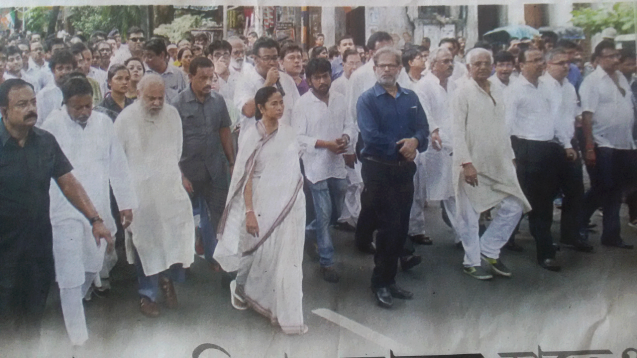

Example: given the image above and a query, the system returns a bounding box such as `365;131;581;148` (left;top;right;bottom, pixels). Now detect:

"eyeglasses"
257;55;279;63
213;52;231;60
129;37;144;43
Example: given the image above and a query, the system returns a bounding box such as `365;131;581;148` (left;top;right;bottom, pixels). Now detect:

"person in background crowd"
402;47;427;84
142;38;187;103
439;38;468;82
356;45;367;64
0;78;111;349
96;41;112;72
292;58;356;283
579;41;637;250
191;44;204;58
41;75;136;346
36;50;77;126
171;57;235;265
617;49;637;228
331;35;356;81
556;39;583;91
30;33;42;44
280;43;309;96
330;48;362;96
114;74;196;318
72;42;107;96
70;44;103;104
452;48;530;280
27;41;53;90
3;46;40;93
125;57;145;100
167;44;178;64
228;36;251;74
110;27;145;67
17;43;30;71
194;33;209;50
456;37;466;62
208;40;240;104
95;65;133;121
178;47;193;79
311;46;328;60
328;46;339;62
489;50;516;93
215;86;308;335
357;47;429;308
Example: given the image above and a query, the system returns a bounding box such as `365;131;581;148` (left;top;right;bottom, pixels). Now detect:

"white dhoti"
423;145;461;242
338;161;363;227
408;153;428;236
455;184;524;267
52;219;108;346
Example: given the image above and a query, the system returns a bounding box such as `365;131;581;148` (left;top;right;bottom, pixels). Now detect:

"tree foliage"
69;6;145;39
153;14;202;43
572;3;636;36
24;7;51;35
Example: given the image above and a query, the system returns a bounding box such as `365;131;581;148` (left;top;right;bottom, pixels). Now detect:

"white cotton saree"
214;120;306;334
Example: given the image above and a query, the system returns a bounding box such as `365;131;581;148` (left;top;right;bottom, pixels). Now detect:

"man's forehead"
470;53;491;63
8;86;35;102
258;47;278;55
144;83;165;94
7;53;21;59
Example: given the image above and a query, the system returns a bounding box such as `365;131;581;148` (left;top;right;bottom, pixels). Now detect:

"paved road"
4;203;637;358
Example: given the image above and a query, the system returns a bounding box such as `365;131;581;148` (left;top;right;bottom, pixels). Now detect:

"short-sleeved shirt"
0;121;73;258
171;86;232;183
147;63;188;103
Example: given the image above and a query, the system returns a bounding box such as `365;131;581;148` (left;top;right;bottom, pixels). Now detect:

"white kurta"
414;72;456;201
42;108;137;288
35;84;63;127
451;79;531;214
114;102;195;276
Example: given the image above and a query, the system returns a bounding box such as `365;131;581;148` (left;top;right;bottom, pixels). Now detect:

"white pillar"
507;3;526;26
223;6;228;39
466;5;479;48
321;7;336;48
549;2;573;27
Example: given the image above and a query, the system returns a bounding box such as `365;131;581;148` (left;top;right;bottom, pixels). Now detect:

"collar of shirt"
183;85;211;104
516;74;541;89
540;73;563;88
372;82;407;98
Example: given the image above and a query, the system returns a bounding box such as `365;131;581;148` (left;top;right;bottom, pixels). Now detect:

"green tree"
24;7;51;35
69;6;145;39
572;2;636;36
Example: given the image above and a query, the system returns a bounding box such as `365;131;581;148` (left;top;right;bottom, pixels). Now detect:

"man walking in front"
357;47;429;308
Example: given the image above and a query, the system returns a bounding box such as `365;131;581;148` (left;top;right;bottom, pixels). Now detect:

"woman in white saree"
213;87;308;335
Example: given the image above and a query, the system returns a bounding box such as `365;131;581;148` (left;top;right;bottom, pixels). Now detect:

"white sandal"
230;280;248;310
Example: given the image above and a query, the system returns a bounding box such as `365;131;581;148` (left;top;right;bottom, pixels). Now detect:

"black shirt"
95;94;134;122
0;120;73;258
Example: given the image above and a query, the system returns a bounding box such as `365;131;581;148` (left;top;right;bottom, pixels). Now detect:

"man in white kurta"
234;37;299;143
452;49;531;280
413;47;459;245
114;75;195;317
41;77;136;345
35;50;78;127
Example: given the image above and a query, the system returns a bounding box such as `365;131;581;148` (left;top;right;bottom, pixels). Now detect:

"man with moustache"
489;51;516;93
143;39;187;103
357;47;429;308
452;48;530;280
114;75;196;317
171;57;234;264
331;35;356;80
411;47;458;246
26;41;53;90
0;79;111;345
579;41;637;249
35;50;77;126
227;36;252;74
70;43;103;104
506;48;578;271
41;76;136;345
292;58;357;283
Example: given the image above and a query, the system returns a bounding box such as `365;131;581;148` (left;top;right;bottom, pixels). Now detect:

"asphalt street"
4;202;637;358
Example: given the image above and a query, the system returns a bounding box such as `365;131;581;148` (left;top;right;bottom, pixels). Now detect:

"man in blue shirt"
557;39;583;91
357;47;429;308
331;35;356;81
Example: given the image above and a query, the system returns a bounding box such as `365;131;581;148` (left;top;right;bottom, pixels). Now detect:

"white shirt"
330;75;348;96
4;70;40;93
579;66;636;149
450;60;468;82
414;71;456;146
488;74;514;95
26;58;53;90
35;84;63;127
541;73;579;149
292;90;357;184
109;46;131;68
505;74;568;147
218;71;242;127
89;67;108;99
147;63;188;103
233;68;300;135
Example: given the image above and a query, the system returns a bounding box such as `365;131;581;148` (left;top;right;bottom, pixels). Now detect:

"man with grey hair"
357;46;429;308
227;36;252;74
412;46;459;246
452;48;530;280
506;47;578;272
114;74;196;317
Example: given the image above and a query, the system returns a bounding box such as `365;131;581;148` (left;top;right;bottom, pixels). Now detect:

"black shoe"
562;239;594;253
400;255;422;271
539;258;561;272
304;239;320;261
504;241;524;252
333;222;356;232
372;287;393;308
320;266;340;283
455;242;464;250
410;234;432;245
357;242;376;255
601;240;634;249
388;284;413;299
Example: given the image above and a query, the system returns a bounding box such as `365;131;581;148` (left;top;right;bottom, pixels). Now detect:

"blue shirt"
331;56;344;81
567;63;582;92
357;83;429;161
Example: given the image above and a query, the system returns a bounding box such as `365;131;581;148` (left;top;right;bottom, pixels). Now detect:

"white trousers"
338;164;363;227
456;185;524;267
441;197;461;244
408;154;428;236
60;272;98;346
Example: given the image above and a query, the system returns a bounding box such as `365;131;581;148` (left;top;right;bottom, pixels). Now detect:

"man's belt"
363;156;411;167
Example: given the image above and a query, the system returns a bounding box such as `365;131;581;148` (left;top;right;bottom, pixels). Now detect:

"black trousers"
511;137;562;262
0;250;54;343
358;159;416;289
558;152;585;245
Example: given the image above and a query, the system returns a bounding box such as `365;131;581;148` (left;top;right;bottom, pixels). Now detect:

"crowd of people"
1;21;636;349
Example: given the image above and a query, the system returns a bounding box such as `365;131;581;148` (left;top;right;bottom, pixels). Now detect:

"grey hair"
373;47;402;67
545;47;567;62
428;47;452;69
466;48;493;65
137;73;164;93
227;36;243;45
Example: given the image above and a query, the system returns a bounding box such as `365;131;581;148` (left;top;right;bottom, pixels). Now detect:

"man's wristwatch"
89;215;103;225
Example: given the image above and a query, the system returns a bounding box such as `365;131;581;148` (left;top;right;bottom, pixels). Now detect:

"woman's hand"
246;211;259;237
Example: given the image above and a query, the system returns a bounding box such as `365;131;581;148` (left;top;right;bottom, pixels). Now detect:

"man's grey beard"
375;73;397;87
230;58;243;70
